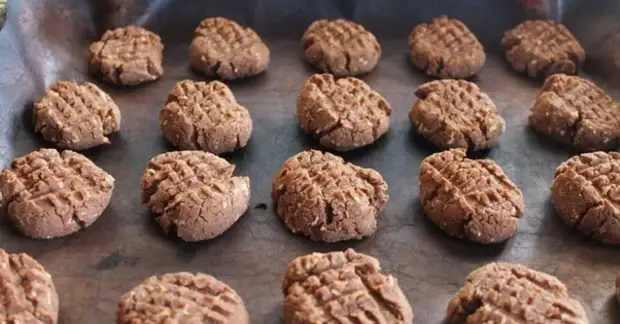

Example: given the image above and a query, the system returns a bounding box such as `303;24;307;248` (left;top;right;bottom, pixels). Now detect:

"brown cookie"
140;151;250;242
117;272;249;324
529;74;620;152
271;150;388;242
501;20;585;78
282;249;414;324
33;80;121;150
189;17;270;80
419;148;524;243
297;74;391;151
0;248;59;324
408;16;486;79
159;80;252;154
410;79;505;151
551;151;620;244
0;149;114;239
88;26;164;86
447;262;588;324
302;19;381;76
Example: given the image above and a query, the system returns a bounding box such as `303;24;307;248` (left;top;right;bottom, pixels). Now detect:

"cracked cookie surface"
502;20;585;78
272;150;388;242
282;249;413;324
0;248;59;324
117;272;249;324
160;80;252;154
410;79;504;151
0;149;114;239
88;26;164;86
297;74;391;151
419;148;524;243
447;262;588;324
552;151;620;244
302;19;381;77
408;16;485;79
190;17;270;80
140;151;250;242
34;80;121;150
529;74;620;152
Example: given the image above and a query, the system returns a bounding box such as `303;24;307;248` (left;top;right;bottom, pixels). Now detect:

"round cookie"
0;248;59;323
140;151;250;242
33;80;121;150
408;16;485;79
271;150;388;242
159;80;252;154
189;17;270;80
0;149;115;239
88;26;164;86
117;272;249;324
409;79;505;151
302;19;381;76
529;74;620;152
552;151;620;244
419;148;524;243
297;74;391;151
501;20;585;78
447;262;588;323
282;249;414;324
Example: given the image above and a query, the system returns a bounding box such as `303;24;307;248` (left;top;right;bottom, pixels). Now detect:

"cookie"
271;150;388;242
302;19;381;76
33;80;121;150
0;149;114;239
552;151;620;244
409;79;505;151
529;74;620;152
447;262;588;324
159;80;252;154
501;20;585;78
408;16;485;79
140;151;249;242
117;272;249;324
419;148;524;243
88;26;164;86
297;74;391;151
282;249;413;324
189;17;270;80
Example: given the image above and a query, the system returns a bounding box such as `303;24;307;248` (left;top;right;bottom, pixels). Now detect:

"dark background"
1;0;620;323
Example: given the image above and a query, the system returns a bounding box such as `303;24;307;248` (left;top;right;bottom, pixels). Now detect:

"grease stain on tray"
96;250;140;270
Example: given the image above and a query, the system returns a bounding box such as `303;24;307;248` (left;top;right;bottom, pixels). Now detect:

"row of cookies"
0;247;592;323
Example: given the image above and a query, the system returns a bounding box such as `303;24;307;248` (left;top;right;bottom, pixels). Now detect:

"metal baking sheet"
1;0;620;323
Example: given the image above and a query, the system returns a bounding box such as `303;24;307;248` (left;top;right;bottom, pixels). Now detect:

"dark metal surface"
1;1;620;323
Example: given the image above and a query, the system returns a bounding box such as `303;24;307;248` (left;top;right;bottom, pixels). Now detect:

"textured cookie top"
88;26;164;85
297;74;391;151
118;272;249;324
34;80;121;150
0;248;59;324
552;151;620;244
159;80;252;154
272;150;388;242
302;19;381;76
0;149;115;239
282;249;413;324
448;262;588;324
529;74;620;151
190;17;270;79
408;15;485;79
410;79;505;151
502;20;585;77
419;149;524;243
140;151;250;241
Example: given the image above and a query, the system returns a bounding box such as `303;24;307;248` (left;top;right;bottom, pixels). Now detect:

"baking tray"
1;0;620;323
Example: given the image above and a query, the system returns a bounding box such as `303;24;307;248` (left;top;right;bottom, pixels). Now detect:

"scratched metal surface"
1;1;620;323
